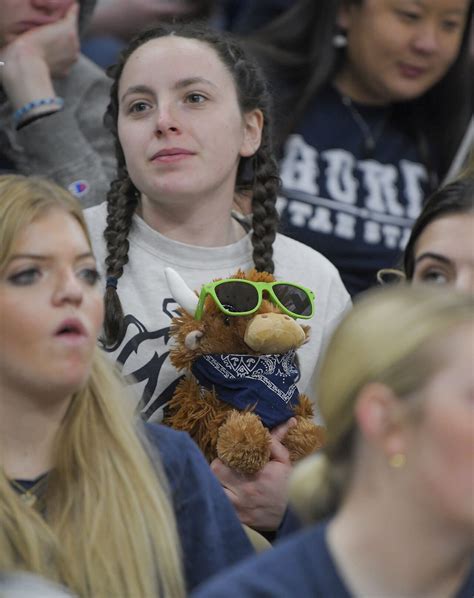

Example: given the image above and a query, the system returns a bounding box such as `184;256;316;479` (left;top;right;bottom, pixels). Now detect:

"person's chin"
385;83;430;103
392;73;437;102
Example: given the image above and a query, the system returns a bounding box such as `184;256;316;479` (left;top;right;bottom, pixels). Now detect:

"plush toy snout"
244;312;306;354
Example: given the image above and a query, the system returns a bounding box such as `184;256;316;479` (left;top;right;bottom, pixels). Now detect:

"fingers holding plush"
211;428;293;531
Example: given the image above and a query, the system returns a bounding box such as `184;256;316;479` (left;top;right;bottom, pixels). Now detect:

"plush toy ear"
165;267;199;316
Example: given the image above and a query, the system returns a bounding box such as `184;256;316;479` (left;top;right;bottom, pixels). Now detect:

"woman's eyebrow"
415;252;451;266
120;84;156;103
405;0;466;15
120;78;217;104
174;77;217;90
9;252;95;262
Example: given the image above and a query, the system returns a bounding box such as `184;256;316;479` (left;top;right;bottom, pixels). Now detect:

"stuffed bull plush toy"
163;267;326;474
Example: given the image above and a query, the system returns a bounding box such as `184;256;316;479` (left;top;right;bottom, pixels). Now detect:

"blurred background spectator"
216;0;293;33
378;170;474;293
244;0;473;296
82;0;215;68
0;0;115;207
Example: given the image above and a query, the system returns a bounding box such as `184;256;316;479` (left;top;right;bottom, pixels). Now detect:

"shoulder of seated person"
144;423;200;468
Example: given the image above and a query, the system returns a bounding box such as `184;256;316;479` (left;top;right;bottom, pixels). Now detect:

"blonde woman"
193;285;474;597
0;174;253;597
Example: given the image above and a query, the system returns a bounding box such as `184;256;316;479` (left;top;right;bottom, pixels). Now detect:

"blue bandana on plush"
191;350;301;428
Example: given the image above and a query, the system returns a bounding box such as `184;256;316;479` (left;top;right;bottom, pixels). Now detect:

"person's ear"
240;109;264;158
354;383;408;460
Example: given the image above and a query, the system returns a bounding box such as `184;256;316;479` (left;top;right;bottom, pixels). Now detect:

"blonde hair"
290;285;474;524
0;175;185;597
0;175;91;271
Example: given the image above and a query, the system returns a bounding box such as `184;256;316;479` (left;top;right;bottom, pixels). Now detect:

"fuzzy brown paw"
217;411;272;474
283;417;326;462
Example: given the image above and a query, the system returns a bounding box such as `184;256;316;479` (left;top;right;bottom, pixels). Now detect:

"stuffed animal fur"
163;268;326;474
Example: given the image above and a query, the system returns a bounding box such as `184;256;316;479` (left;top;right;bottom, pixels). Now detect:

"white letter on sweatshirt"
280;135;319;195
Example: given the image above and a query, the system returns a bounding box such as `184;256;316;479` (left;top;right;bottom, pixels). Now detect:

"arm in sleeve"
146;424;255;592
14;59;115;208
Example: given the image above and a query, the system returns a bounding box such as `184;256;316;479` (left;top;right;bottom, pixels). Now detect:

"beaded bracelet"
13;97;64;126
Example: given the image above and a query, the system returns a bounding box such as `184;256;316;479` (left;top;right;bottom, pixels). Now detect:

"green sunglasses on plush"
194;279;315;321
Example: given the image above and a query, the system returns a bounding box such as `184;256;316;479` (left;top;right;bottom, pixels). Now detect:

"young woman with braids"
0;174;254;597
193;285;474;597
84;22;351;534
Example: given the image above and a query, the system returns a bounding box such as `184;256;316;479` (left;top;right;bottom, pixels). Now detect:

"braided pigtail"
102;167;139;347
101;37;148;348
223;39;280;274
250;135;280;273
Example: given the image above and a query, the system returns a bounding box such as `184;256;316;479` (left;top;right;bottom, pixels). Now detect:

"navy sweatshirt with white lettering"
278;85;430;296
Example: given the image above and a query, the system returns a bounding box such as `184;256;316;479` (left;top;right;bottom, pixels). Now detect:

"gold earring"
389;453;406;468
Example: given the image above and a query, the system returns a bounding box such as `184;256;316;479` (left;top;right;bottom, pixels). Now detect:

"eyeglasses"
195;279;315;320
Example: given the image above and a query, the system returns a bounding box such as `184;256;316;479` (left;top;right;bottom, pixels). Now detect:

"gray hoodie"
0;0;116;208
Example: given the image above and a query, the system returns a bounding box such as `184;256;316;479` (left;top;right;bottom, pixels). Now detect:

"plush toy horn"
165;267;199;316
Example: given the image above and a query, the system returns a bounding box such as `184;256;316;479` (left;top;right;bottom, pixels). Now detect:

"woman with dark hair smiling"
246;0;473;296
